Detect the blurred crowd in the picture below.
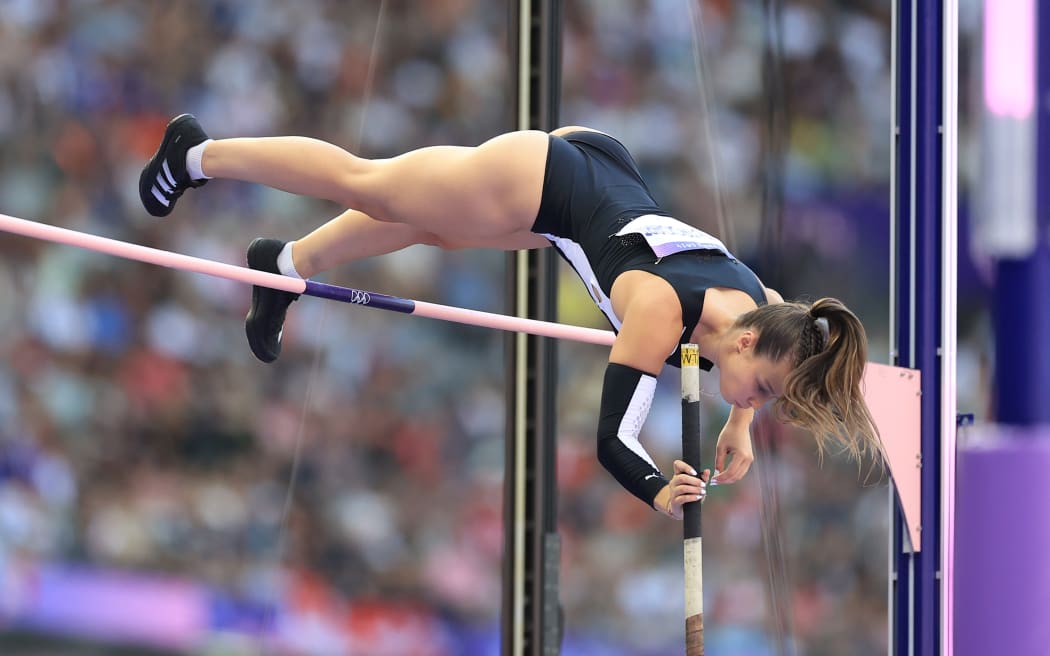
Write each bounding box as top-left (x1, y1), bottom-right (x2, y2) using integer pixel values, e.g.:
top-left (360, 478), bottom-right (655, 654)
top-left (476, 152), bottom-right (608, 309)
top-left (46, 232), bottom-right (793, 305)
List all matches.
top-left (0, 0), bottom-right (982, 654)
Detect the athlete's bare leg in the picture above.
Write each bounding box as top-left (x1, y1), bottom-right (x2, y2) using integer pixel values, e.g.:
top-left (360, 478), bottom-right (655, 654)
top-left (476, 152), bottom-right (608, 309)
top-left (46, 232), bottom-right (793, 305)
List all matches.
top-left (292, 208), bottom-right (550, 278)
top-left (199, 130), bottom-right (551, 241)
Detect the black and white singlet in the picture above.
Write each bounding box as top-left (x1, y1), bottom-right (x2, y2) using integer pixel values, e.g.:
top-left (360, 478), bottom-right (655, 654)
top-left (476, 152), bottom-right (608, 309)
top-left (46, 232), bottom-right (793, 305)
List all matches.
top-left (531, 130), bottom-right (768, 369)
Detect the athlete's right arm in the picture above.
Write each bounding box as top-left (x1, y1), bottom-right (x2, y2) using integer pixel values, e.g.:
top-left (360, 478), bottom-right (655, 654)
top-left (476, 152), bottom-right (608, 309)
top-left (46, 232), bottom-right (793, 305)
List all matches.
top-left (596, 285), bottom-right (683, 509)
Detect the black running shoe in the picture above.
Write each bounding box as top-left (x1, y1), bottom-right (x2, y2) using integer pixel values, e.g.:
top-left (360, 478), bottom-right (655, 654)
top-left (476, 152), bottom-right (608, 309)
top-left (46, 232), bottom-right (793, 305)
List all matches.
top-left (139, 114), bottom-right (210, 217)
top-left (245, 238), bottom-right (300, 363)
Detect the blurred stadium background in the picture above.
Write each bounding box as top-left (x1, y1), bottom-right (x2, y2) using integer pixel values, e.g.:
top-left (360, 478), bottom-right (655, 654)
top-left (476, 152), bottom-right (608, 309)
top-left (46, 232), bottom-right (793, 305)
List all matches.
top-left (0, 1), bottom-right (991, 655)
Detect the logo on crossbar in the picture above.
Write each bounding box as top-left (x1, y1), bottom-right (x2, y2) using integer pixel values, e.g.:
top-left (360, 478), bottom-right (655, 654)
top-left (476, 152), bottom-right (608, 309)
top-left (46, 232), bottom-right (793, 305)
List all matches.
top-left (348, 290), bottom-right (371, 305)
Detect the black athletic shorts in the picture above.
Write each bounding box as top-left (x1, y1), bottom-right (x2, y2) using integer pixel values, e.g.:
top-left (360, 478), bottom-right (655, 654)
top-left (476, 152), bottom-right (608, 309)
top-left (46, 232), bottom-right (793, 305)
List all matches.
top-left (531, 131), bottom-right (666, 292)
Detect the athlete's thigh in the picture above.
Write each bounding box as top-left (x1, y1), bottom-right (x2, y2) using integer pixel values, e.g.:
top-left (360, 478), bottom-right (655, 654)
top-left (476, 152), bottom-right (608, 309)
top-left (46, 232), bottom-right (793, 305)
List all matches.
top-left (453, 130), bottom-right (550, 231)
top-left (365, 131), bottom-right (549, 240)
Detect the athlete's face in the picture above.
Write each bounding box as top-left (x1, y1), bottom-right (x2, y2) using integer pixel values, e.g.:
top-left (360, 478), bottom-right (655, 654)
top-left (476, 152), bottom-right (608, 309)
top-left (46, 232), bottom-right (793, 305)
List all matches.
top-left (718, 330), bottom-right (792, 411)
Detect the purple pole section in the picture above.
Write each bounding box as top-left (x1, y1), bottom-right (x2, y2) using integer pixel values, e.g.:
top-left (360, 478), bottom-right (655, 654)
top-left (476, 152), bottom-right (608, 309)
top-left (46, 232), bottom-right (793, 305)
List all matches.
top-left (994, 0), bottom-right (1050, 425)
top-left (954, 432), bottom-right (1050, 655)
top-left (304, 280), bottom-right (415, 313)
top-left (304, 280), bottom-right (615, 345)
top-left (302, 282), bottom-right (617, 345)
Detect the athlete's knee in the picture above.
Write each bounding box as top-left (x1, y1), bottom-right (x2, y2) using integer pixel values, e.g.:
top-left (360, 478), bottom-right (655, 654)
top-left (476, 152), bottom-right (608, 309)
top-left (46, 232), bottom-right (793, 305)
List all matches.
top-left (422, 232), bottom-right (459, 250)
top-left (338, 165), bottom-right (392, 218)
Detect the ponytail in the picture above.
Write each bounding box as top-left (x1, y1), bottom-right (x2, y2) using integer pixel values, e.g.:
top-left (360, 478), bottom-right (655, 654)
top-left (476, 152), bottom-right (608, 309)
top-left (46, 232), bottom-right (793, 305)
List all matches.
top-left (737, 298), bottom-right (881, 463)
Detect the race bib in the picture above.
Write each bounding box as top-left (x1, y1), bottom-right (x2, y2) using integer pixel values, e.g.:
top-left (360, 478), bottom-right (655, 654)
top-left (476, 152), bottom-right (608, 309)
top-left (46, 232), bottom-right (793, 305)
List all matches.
top-left (614, 214), bottom-right (731, 259)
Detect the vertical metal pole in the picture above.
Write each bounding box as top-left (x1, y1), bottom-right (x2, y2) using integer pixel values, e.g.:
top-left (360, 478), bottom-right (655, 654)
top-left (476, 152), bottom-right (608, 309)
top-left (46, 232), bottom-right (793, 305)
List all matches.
top-left (681, 344), bottom-right (704, 656)
top-left (891, 1), bottom-right (916, 652)
top-left (940, 1), bottom-right (958, 652)
top-left (503, 2), bottom-right (563, 655)
top-left (892, 1), bottom-right (946, 653)
top-left (887, 1), bottom-right (902, 652)
top-left (915, 2), bottom-right (943, 653)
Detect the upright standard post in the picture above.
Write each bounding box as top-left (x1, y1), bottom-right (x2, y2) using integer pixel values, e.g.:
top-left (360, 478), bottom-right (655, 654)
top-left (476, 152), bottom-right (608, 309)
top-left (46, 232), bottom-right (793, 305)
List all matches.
top-left (891, 0), bottom-right (954, 653)
top-left (681, 344), bottom-right (704, 655)
top-left (504, 2), bottom-right (564, 655)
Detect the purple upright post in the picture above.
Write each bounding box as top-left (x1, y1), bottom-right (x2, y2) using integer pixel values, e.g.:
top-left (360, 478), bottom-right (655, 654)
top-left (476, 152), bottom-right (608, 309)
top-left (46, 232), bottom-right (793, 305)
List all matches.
top-left (893, 0), bottom-right (946, 653)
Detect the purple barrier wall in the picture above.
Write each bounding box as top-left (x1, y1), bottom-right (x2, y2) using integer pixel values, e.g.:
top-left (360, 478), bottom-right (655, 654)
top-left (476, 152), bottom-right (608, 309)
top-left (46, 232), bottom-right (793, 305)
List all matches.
top-left (954, 430), bottom-right (1050, 655)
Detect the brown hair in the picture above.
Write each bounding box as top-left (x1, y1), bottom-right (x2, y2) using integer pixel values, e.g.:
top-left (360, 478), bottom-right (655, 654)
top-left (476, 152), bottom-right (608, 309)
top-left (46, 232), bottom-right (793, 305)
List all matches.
top-left (734, 298), bottom-right (881, 463)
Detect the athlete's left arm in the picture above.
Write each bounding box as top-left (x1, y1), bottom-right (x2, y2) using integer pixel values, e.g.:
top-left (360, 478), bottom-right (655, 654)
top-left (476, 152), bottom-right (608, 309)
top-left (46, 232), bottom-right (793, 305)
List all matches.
top-left (711, 286), bottom-right (775, 484)
top-left (704, 283), bottom-right (777, 485)
top-left (713, 406), bottom-right (755, 484)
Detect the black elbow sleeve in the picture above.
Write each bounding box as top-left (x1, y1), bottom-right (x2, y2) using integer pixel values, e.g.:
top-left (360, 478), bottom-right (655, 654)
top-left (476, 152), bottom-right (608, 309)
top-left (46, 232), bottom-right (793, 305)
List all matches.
top-left (596, 363), bottom-right (669, 507)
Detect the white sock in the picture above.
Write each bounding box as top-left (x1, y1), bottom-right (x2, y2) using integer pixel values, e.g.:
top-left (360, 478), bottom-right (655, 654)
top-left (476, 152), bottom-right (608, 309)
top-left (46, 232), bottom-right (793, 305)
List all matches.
top-left (276, 241), bottom-right (303, 279)
top-left (185, 139), bottom-right (213, 180)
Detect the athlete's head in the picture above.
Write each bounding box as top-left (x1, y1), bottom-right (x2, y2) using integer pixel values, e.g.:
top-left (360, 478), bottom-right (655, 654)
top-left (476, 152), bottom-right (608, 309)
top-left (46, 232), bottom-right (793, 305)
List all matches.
top-left (718, 298), bottom-right (881, 462)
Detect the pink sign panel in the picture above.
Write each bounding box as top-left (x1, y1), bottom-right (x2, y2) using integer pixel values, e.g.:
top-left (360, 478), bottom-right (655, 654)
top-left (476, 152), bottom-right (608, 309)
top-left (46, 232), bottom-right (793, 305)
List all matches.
top-left (863, 362), bottom-right (922, 550)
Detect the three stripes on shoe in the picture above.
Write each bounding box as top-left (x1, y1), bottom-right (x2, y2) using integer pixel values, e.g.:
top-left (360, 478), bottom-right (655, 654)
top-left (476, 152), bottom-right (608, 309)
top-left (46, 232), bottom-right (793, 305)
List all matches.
top-left (150, 159), bottom-right (180, 209)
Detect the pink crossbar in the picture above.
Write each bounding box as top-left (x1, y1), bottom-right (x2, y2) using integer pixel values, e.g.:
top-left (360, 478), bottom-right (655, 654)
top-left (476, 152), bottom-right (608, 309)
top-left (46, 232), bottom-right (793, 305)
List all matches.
top-left (0, 213), bottom-right (616, 346)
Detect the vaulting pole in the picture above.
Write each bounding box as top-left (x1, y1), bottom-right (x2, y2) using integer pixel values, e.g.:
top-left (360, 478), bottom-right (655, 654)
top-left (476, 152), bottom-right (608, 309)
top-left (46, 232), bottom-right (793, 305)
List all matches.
top-left (680, 344), bottom-right (704, 655)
